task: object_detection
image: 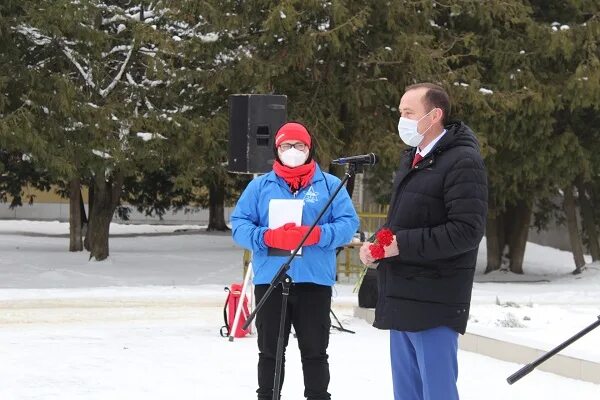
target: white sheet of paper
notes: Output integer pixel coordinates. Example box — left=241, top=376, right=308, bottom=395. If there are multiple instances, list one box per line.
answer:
left=268, top=199, right=304, bottom=255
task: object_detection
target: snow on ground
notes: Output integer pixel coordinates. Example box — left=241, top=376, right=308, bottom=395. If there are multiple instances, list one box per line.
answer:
left=0, top=224, right=237, bottom=289
left=0, top=220, right=205, bottom=236
left=2, top=305, right=599, bottom=400
left=471, top=239, right=600, bottom=363
left=1, top=220, right=600, bottom=399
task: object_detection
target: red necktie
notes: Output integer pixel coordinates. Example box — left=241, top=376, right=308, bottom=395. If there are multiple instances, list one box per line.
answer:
left=412, top=153, right=423, bottom=168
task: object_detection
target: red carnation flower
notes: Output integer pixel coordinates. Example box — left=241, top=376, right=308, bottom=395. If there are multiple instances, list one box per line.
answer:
left=375, top=228, right=394, bottom=247
left=369, top=243, right=385, bottom=259
left=357, top=228, right=395, bottom=293
left=368, top=228, right=395, bottom=259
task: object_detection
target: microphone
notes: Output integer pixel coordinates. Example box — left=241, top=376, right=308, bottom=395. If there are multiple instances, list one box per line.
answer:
left=332, top=153, right=378, bottom=165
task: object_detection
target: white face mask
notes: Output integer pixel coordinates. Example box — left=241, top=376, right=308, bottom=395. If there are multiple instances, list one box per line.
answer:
left=397, top=109, right=435, bottom=147
left=279, top=148, right=308, bottom=167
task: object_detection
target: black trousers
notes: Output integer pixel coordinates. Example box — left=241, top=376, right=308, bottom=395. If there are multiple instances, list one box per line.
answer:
left=255, top=283, right=332, bottom=400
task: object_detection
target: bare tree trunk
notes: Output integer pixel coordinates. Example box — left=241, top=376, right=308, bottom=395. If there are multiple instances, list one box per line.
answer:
left=485, top=200, right=531, bottom=274
left=506, top=200, right=532, bottom=274
left=208, top=179, right=229, bottom=231
left=87, top=171, right=124, bottom=261
left=80, top=186, right=88, bottom=224
left=485, top=210, right=504, bottom=273
left=84, top=182, right=94, bottom=251
left=69, top=177, right=83, bottom=252
left=563, top=185, right=586, bottom=273
left=576, top=177, right=600, bottom=261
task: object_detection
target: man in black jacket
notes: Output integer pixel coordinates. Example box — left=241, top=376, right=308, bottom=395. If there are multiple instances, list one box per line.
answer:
left=360, top=83, right=488, bottom=400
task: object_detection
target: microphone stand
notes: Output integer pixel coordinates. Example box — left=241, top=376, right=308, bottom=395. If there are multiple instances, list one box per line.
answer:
left=242, top=162, right=362, bottom=400
left=506, top=314, right=600, bottom=384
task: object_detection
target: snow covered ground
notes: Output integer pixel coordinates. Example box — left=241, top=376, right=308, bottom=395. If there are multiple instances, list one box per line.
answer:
left=0, top=220, right=204, bottom=236
left=1, top=220, right=600, bottom=399
left=0, top=221, right=237, bottom=288
left=3, top=307, right=600, bottom=400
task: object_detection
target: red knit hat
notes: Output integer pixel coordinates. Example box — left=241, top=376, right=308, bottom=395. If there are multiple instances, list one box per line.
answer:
left=275, top=122, right=311, bottom=148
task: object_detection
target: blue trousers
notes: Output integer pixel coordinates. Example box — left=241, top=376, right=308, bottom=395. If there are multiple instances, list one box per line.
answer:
left=390, top=326, right=459, bottom=400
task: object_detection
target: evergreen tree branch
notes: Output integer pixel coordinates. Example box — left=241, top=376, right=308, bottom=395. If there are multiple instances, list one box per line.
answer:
left=62, top=45, right=96, bottom=89
left=311, top=9, right=369, bottom=37
left=99, top=42, right=135, bottom=98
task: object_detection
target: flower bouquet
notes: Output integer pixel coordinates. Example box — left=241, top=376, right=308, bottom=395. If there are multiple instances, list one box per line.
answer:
left=353, top=228, right=394, bottom=293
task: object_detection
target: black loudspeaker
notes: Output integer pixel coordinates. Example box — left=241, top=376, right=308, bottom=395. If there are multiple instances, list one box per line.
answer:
left=228, top=94, right=287, bottom=174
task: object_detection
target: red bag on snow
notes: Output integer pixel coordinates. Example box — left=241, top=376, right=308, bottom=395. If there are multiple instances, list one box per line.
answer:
left=220, top=283, right=251, bottom=338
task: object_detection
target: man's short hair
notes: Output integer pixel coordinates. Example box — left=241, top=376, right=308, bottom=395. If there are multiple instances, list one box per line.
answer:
left=405, top=83, right=451, bottom=126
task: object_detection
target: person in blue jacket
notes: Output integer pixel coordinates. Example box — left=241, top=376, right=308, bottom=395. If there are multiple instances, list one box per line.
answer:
left=231, top=121, right=359, bottom=400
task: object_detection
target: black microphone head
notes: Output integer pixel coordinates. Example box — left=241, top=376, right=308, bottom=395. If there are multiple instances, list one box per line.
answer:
left=331, top=153, right=378, bottom=165
left=368, top=153, right=378, bottom=165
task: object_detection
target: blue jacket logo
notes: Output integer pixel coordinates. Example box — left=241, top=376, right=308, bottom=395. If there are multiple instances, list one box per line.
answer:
left=304, top=186, right=319, bottom=203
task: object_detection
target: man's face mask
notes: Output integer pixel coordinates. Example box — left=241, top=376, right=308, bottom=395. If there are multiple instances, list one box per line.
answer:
left=397, top=108, right=436, bottom=147
left=279, top=147, right=308, bottom=167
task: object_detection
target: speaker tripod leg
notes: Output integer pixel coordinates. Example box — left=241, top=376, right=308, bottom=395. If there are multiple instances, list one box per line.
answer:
left=330, top=309, right=355, bottom=334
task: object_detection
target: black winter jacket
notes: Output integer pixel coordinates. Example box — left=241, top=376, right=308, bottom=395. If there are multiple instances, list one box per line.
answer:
left=374, top=121, right=488, bottom=334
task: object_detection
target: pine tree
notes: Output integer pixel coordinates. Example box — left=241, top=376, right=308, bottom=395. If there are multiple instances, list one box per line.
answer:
left=0, top=0, right=56, bottom=207
left=419, top=0, right=598, bottom=273
left=436, top=0, right=600, bottom=273
left=9, top=1, right=209, bottom=259
left=207, top=0, right=453, bottom=201
left=531, top=0, right=600, bottom=272
left=165, top=1, right=246, bottom=231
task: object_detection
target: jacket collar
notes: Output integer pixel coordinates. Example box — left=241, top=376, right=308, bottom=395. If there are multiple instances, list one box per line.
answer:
left=402, top=121, right=468, bottom=167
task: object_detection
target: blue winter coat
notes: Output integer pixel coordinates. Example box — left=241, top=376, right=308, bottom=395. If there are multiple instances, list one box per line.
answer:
left=231, top=165, right=359, bottom=286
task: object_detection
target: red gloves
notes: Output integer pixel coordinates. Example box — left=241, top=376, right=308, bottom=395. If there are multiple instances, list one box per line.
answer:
left=264, top=223, right=300, bottom=250
left=264, top=223, right=321, bottom=250
left=296, top=225, right=321, bottom=246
